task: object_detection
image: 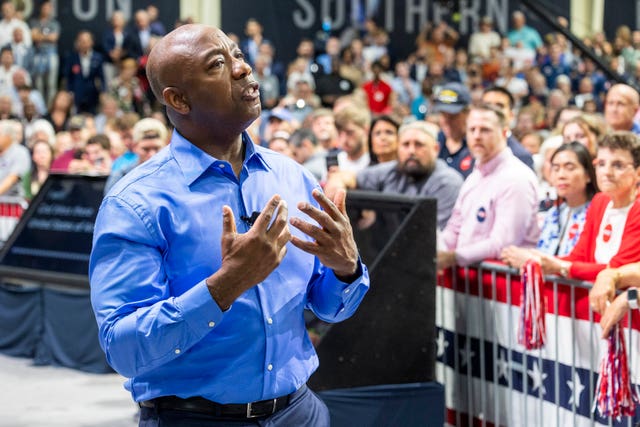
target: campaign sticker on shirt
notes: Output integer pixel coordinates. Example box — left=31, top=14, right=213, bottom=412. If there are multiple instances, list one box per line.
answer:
left=476, top=207, right=487, bottom=222
left=602, top=223, right=612, bottom=242
left=460, top=155, right=472, bottom=171
left=374, top=91, right=385, bottom=102
left=568, top=222, right=580, bottom=240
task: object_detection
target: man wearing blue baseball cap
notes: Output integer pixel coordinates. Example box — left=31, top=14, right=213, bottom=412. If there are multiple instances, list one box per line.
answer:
left=434, top=82, right=533, bottom=178
left=434, top=82, right=474, bottom=178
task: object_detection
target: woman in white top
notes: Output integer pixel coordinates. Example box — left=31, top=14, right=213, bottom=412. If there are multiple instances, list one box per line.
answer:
left=503, top=132, right=640, bottom=281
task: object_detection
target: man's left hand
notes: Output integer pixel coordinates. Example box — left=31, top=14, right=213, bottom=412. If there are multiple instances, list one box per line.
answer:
left=290, top=189, right=359, bottom=280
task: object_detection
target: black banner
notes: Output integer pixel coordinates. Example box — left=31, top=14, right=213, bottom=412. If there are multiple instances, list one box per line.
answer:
left=45, top=0, right=179, bottom=60
left=0, top=174, right=106, bottom=288
left=603, top=0, right=639, bottom=41
left=221, top=0, right=572, bottom=65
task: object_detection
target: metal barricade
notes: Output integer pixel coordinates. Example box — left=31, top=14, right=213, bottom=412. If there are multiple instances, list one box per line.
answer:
left=0, top=196, right=28, bottom=246
left=436, top=261, right=640, bottom=427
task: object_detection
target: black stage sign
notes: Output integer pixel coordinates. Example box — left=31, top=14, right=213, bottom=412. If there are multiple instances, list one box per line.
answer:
left=221, top=0, right=572, bottom=66
left=47, top=0, right=179, bottom=61
left=0, top=174, right=106, bottom=288
left=309, top=191, right=438, bottom=389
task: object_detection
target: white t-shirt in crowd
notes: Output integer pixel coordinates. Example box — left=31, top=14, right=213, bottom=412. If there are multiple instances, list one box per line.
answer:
left=594, top=201, right=632, bottom=264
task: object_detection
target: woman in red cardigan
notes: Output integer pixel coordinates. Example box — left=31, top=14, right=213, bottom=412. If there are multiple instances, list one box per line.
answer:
left=539, top=131, right=640, bottom=281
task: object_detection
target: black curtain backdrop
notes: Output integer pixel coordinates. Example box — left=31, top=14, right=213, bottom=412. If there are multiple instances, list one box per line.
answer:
left=0, top=282, right=110, bottom=373
left=319, top=382, right=445, bottom=427
left=221, top=0, right=572, bottom=67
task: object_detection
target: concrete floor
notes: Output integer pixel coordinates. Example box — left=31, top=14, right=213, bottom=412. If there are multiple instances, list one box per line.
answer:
left=0, top=353, right=138, bottom=427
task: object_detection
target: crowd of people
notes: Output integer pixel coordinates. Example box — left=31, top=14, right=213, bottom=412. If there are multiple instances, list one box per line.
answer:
left=0, top=3, right=639, bottom=334
left=0, top=1, right=171, bottom=200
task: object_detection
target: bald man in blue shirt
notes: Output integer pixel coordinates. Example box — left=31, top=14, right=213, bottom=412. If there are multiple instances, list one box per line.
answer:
left=90, top=24, right=369, bottom=427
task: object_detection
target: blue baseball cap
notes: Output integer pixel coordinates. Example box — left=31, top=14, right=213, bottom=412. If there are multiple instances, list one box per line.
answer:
left=433, top=82, right=471, bottom=114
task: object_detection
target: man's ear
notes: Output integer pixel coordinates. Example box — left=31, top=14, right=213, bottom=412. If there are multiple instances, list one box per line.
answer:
left=163, top=87, right=190, bottom=114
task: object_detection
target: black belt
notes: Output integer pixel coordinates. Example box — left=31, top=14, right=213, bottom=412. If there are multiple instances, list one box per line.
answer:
left=139, top=387, right=302, bottom=419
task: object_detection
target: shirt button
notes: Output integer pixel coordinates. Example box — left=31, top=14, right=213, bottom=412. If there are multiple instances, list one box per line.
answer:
left=175, top=349, right=181, bottom=354
left=208, top=321, right=215, bottom=328
left=267, top=364, right=273, bottom=371
left=344, top=288, right=350, bottom=294
left=267, top=317, right=273, bottom=325
left=218, top=163, right=225, bottom=168
left=340, top=308, right=345, bottom=313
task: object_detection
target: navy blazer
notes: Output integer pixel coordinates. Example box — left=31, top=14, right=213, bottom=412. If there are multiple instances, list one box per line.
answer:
left=64, top=50, right=105, bottom=114
left=123, top=27, right=163, bottom=60
left=101, top=29, right=128, bottom=63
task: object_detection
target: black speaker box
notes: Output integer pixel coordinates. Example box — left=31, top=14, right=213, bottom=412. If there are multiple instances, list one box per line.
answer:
left=308, top=191, right=437, bottom=390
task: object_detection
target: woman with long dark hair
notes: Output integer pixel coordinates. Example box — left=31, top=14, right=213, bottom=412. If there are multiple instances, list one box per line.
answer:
left=367, top=115, right=400, bottom=165
left=502, top=141, right=598, bottom=266
left=505, top=132, right=640, bottom=281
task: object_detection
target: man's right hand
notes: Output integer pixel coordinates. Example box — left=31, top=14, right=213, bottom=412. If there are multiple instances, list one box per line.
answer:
left=206, top=194, right=291, bottom=310
left=500, top=245, right=535, bottom=270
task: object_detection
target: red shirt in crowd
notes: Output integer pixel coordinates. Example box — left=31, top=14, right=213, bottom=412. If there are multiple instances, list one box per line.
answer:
left=362, top=79, right=393, bottom=114
left=562, top=192, right=640, bottom=280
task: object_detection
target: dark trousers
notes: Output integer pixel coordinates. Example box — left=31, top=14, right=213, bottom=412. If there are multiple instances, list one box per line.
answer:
left=138, top=385, right=330, bottom=427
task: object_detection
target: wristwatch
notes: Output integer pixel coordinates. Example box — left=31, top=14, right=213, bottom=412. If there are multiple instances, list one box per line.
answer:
left=628, top=288, right=638, bottom=310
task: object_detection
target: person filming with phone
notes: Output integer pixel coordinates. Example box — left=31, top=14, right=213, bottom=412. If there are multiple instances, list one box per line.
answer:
left=89, top=24, right=369, bottom=427
left=68, top=133, right=112, bottom=176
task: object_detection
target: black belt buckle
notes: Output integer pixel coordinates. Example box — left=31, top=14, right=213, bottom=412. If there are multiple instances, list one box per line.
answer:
left=246, top=398, right=277, bottom=418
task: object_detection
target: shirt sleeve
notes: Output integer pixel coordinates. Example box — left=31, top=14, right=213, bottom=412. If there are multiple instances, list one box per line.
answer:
left=356, top=167, right=380, bottom=191
left=10, top=145, right=30, bottom=177
left=305, top=256, right=369, bottom=323
left=440, top=188, right=464, bottom=251
left=567, top=261, right=606, bottom=281
left=431, top=168, right=463, bottom=230
left=90, top=196, right=223, bottom=378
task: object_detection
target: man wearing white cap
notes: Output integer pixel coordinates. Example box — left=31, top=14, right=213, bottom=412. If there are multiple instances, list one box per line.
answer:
left=104, top=117, right=168, bottom=193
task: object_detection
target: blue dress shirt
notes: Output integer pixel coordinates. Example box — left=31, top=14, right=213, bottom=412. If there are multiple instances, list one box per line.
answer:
left=90, top=130, right=369, bottom=404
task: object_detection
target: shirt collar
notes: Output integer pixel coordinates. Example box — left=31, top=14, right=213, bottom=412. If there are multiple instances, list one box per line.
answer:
left=475, top=147, right=512, bottom=176
left=171, top=130, right=270, bottom=185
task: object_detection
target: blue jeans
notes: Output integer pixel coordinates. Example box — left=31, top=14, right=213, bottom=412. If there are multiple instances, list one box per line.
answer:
left=138, top=385, right=330, bottom=426
left=32, top=46, right=58, bottom=105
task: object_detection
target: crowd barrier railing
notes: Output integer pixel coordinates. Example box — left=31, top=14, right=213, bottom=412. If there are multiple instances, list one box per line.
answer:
left=436, top=261, right=640, bottom=427
left=0, top=196, right=28, bottom=246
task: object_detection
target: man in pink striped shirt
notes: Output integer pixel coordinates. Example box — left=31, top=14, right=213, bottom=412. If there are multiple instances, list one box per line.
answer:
left=438, top=105, right=539, bottom=268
